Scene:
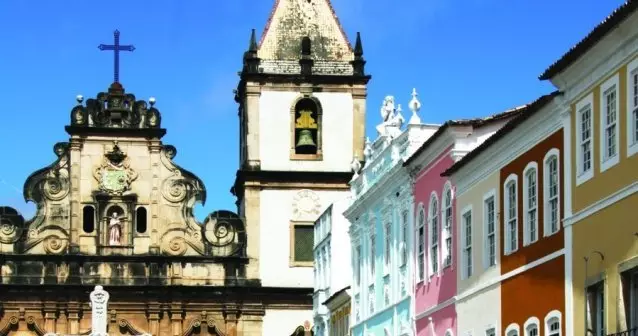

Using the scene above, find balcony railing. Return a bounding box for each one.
[606,328,638,336]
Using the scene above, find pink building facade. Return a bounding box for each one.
[409,146,457,336]
[404,114,523,336]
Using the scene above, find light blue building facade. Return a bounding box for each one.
[344,92,436,336]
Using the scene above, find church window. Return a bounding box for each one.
[82,205,95,233]
[291,223,314,265]
[135,207,147,234]
[291,97,321,158]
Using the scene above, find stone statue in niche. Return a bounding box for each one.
[108,212,122,245]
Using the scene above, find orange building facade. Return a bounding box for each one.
[499,129,566,336]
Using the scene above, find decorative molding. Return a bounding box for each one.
[182,317,226,336]
[564,181,638,227]
[453,101,561,197]
[455,248,565,303]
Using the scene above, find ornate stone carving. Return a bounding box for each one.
[94,142,138,195]
[72,82,162,129]
[0,207,25,244]
[292,189,321,221]
[43,235,67,254]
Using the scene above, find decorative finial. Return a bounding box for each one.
[76,95,84,104]
[408,88,422,125]
[363,137,373,167]
[350,155,362,178]
[149,97,156,106]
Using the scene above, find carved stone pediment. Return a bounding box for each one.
[94,142,138,195]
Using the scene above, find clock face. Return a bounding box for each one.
[292,190,321,220]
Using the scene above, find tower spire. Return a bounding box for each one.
[352,32,366,76]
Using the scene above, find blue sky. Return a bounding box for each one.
[0,0,625,220]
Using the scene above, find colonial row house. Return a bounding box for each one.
[538,1,638,335]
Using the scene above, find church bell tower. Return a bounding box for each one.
[231,0,370,334]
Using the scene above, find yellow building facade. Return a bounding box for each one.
[540,2,638,335]
[324,287,352,336]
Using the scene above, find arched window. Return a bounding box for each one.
[428,193,439,275]
[506,323,521,336]
[135,207,147,234]
[416,204,426,282]
[504,174,519,255]
[544,311,562,336]
[82,205,95,233]
[442,182,453,267]
[525,317,540,336]
[544,149,561,236]
[523,162,538,246]
[291,97,322,156]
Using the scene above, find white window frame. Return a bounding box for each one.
[483,189,497,269]
[576,93,594,185]
[401,210,409,267]
[416,203,426,283]
[428,192,440,277]
[442,182,454,268]
[627,58,638,157]
[543,148,561,237]
[524,317,540,336]
[600,74,620,172]
[505,323,520,336]
[523,162,539,246]
[354,242,362,290]
[544,310,562,336]
[461,205,473,280]
[369,228,376,282]
[384,221,392,274]
[504,174,519,255]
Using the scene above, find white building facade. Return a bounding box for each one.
[232,0,370,334]
[345,92,438,336]
[313,198,353,336]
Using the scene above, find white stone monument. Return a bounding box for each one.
[89,285,109,336]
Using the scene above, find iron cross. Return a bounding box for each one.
[98,30,135,83]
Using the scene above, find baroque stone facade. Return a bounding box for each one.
[0,82,291,336]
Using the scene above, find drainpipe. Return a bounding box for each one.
[429,317,436,336]
[583,251,604,336]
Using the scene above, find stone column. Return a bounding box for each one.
[42,302,58,333]
[148,141,162,254]
[245,83,261,169]
[66,302,81,335]
[147,303,161,336]
[68,138,83,253]
[243,186,261,280]
[352,86,368,161]
[169,305,183,336]
[223,307,240,336]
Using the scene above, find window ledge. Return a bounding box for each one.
[600,155,619,173]
[575,169,594,186]
[628,142,638,158]
[290,149,323,161]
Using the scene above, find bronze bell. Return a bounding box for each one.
[296,129,317,151]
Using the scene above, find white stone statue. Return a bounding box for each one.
[89,285,109,336]
[108,212,122,245]
[375,96,404,138]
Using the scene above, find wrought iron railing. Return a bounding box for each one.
[606,327,638,336]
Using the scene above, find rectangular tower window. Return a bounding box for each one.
[291,223,314,265]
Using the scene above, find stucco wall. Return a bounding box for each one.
[413,147,457,315]
[258,90,354,172]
